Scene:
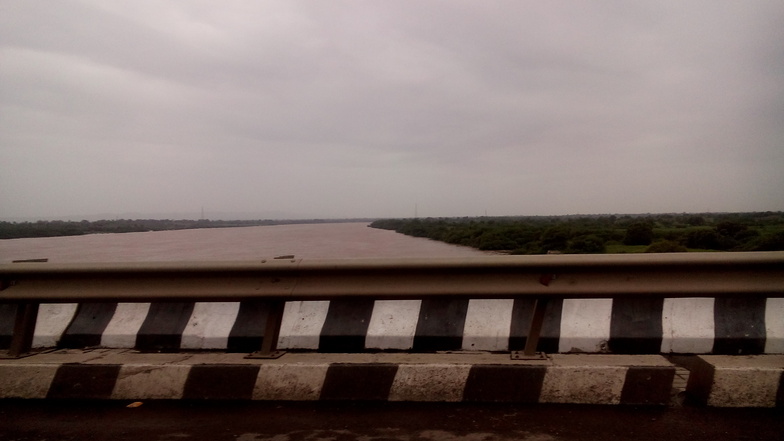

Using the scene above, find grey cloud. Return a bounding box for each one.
[1,0,782,219]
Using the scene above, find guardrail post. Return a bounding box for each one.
[246,299,286,359]
[512,297,549,360]
[2,303,39,359]
[2,258,46,359]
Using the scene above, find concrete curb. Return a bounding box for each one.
[685,355,784,407]
[0,350,675,405]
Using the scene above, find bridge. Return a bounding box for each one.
[1,252,783,406]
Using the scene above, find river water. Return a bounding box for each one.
[0,222,489,263]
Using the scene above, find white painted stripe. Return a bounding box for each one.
[709,367,782,407]
[0,364,61,399]
[540,366,627,404]
[180,302,241,350]
[764,298,784,354]
[112,364,191,400]
[558,299,613,353]
[365,300,421,350]
[253,364,330,400]
[32,303,78,348]
[389,364,471,402]
[277,301,329,349]
[101,303,151,348]
[661,298,715,353]
[461,299,514,351]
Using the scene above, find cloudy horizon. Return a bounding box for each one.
[2,1,783,221]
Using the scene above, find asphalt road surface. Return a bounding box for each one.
[1,400,781,441]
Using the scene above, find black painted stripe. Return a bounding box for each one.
[135,302,195,352]
[59,303,118,348]
[319,299,375,353]
[713,297,767,355]
[182,365,260,400]
[412,298,469,352]
[685,356,716,406]
[46,364,121,399]
[463,365,546,402]
[609,298,664,354]
[227,301,274,353]
[509,299,563,353]
[319,363,398,400]
[0,304,17,349]
[620,366,675,405]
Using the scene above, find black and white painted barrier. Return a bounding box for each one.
[2,297,783,354]
[685,355,784,407]
[2,253,783,356]
[0,352,678,405]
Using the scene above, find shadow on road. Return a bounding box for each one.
[1,400,782,441]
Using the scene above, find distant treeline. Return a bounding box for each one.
[0,218,374,240]
[369,212,784,254]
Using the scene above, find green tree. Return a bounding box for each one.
[750,231,784,251]
[716,221,747,238]
[687,216,706,226]
[623,222,654,246]
[567,235,606,254]
[539,226,570,253]
[645,240,688,253]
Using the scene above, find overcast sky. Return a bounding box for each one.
[1,1,783,220]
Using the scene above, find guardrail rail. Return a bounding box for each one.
[2,252,783,359]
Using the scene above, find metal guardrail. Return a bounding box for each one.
[1,252,783,359]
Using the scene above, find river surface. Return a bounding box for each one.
[0,222,489,263]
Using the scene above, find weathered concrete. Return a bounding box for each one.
[541,366,627,404]
[180,302,240,350]
[558,299,613,352]
[100,302,150,348]
[0,350,678,405]
[766,298,784,353]
[389,364,472,402]
[461,299,514,351]
[112,364,191,400]
[5,295,783,354]
[253,363,330,400]
[0,364,59,399]
[686,355,784,407]
[365,299,420,350]
[5,351,779,407]
[31,303,78,348]
[277,300,329,349]
[661,298,715,353]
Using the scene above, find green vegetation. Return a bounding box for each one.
[369,212,784,254]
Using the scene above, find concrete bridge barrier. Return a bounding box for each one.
[0,351,677,405]
[682,355,784,407]
[2,253,782,406]
[1,297,783,354]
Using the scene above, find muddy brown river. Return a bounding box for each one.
[0,222,489,263]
